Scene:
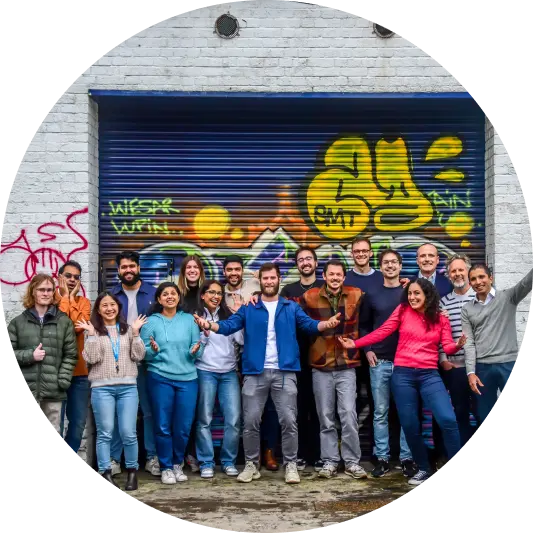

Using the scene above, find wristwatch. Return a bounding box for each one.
[207,322,212,331]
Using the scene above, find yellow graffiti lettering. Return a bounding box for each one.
[425,136,463,161]
[307,136,433,239]
[435,170,465,182]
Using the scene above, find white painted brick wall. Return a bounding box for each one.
[2,0,530,345]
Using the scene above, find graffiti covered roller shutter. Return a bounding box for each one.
[97,94,485,458]
[98,95,485,284]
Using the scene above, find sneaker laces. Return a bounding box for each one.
[413,470,427,480]
[243,461,256,472]
[286,462,297,473]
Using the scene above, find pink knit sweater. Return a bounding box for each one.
[354,304,459,369]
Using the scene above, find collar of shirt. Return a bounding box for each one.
[475,287,496,305]
[418,270,436,285]
[352,267,375,277]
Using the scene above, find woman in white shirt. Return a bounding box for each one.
[195,280,243,479]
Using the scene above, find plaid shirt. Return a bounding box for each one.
[300,284,363,371]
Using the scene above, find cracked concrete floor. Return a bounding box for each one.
[115,462,414,531]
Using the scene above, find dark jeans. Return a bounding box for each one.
[61,375,91,453]
[146,371,198,471]
[441,366,477,447]
[297,369,320,463]
[391,367,460,472]
[260,395,280,451]
[475,361,515,423]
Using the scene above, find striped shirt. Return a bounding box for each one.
[439,287,476,366]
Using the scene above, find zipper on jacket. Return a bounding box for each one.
[35,322,44,401]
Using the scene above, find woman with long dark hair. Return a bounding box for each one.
[339,278,466,486]
[140,281,204,484]
[177,255,205,315]
[78,292,147,490]
[194,280,243,478]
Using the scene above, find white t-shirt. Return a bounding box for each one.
[263,300,279,370]
[124,288,139,326]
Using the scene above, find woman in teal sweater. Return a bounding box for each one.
[141,281,204,485]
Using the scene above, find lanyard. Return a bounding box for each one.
[107,324,121,372]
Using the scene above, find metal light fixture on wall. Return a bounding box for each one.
[214,13,240,39]
[373,23,394,38]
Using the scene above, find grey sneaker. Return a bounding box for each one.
[173,463,188,482]
[237,461,261,483]
[285,462,301,484]
[110,459,121,476]
[186,454,200,473]
[145,456,161,476]
[200,466,214,479]
[345,463,368,479]
[222,464,239,477]
[161,469,177,485]
[408,470,431,485]
[318,462,337,479]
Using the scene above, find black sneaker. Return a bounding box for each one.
[401,459,417,478]
[371,459,390,478]
[408,470,430,485]
[314,460,324,472]
[296,458,307,471]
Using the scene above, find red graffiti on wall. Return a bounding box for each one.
[0,207,89,288]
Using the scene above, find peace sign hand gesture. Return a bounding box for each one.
[76,319,95,336]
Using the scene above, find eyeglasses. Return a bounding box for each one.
[382,260,400,266]
[205,290,223,297]
[353,249,370,256]
[36,288,54,293]
[63,273,81,280]
[297,256,314,264]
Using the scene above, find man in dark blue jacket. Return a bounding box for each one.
[414,243,453,297]
[194,262,340,485]
[109,251,158,477]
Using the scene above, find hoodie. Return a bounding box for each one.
[141,311,204,381]
[195,307,244,373]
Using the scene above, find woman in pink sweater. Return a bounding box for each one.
[339,278,466,486]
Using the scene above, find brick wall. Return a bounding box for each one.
[1,0,530,332]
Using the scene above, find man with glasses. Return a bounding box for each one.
[280,246,324,471]
[57,260,92,453]
[359,250,416,478]
[344,237,384,293]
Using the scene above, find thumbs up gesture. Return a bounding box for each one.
[319,312,342,332]
[33,343,46,361]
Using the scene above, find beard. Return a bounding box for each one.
[226,275,242,288]
[452,279,467,290]
[260,281,280,296]
[298,265,316,277]
[119,272,141,287]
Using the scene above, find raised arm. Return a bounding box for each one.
[353,304,403,349]
[201,306,246,336]
[295,304,321,335]
[59,296,91,333]
[509,268,533,305]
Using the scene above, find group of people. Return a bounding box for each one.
[9,239,531,491]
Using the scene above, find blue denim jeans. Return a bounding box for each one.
[475,361,515,424]
[391,367,460,472]
[147,371,198,471]
[91,385,139,473]
[195,369,241,467]
[110,365,157,461]
[60,375,91,453]
[370,360,412,461]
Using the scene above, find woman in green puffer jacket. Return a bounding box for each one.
[8,273,78,432]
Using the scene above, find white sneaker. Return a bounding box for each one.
[285,462,301,484]
[223,464,239,477]
[200,466,214,479]
[318,462,337,479]
[145,457,161,476]
[185,454,200,473]
[345,463,368,479]
[110,459,122,476]
[237,461,261,483]
[173,463,188,482]
[161,469,177,485]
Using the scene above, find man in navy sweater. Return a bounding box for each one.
[359,249,416,478]
[344,237,384,293]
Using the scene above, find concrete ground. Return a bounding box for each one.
[116,462,414,531]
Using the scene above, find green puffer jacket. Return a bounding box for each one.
[9,306,77,401]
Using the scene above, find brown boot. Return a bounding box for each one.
[264,449,279,471]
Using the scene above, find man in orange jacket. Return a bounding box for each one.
[57,260,91,453]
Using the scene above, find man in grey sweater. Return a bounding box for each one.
[461,264,533,423]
